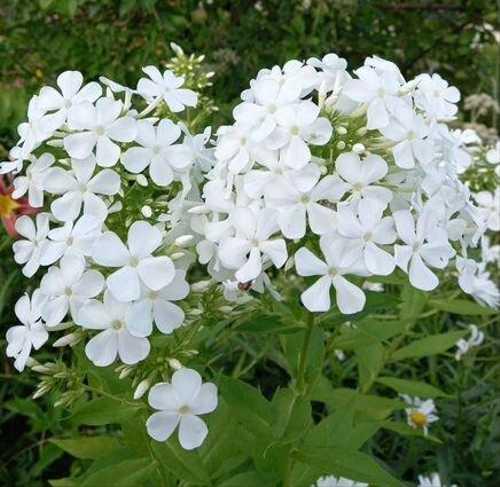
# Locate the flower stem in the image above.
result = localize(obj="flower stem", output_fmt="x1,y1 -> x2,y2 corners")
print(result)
297,312 -> 315,395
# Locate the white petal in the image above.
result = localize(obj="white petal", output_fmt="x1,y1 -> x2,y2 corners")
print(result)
301,275 -> 332,312
235,247 -> 262,283
153,300 -> 184,334
335,152 -> 361,184
64,132 -> 97,160
259,239 -> 287,269
364,242 -> 395,276
128,221 -> 162,257
178,415 -> 208,450
278,205 -> 306,239
107,267 -> 141,302
121,147 -> 152,173
51,192 -> 83,222
294,247 -> 328,276
117,330 -> 150,364
85,329 -> 118,366
148,383 -> 181,411
172,368 -> 202,403
88,169 -> 120,195
149,158 -> 174,186
95,136 -> 120,167
409,254 -> 439,291
138,256 -> 175,291
107,117 -> 136,143
92,232 -> 130,266
190,383 -> 218,415
57,71 -> 83,98
146,412 -> 180,442
332,275 -> 366,314
126,299 -> 153,338
76,299 -> 110,329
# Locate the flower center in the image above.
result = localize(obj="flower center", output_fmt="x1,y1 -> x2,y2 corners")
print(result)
152,145 -> 161,155
328,267 -> 338,278
290,126 -> 300,136
64,99 -> 72,109
267,103 -> 277,114
112,320 -> 124,331
364,232 -> 373,242
178,405 -> 191,415
0,194 -> 20,218
95,126 -> 106,136
410,411 -> 428,428
129,256 -> 140,267
299,194 -> 310,204
64,287 -> 72,297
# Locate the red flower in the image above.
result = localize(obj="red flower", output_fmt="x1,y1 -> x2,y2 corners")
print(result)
0,176 -> 38,237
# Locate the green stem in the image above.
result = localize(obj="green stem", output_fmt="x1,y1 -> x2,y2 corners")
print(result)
297,313 -> 315,396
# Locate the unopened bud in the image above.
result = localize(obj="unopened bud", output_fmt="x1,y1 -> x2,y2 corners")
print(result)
168,358 -> 182,370
133,379 -> 151,400
33,384 -> 51,399
108,201 -> 123,214
191,279 -> 212,292
336,141 -> 346,150
136,174 -> 148,187
46,139 -> 64,148
32,364 -> 55,374
356,127 -> 368,137
119,367 -> 134,379
175,234 -> 194,247
141,205 -> 153,218
219,306 -> 234,314
336,126 -> 347,135
352,143 -> 365,154
171,252 -> 186,260
53,333 -> 81,348
170,42 -> 184,56
284,256 -> 295,272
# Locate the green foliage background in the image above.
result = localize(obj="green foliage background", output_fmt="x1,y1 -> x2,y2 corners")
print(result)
0,1 -> 499,486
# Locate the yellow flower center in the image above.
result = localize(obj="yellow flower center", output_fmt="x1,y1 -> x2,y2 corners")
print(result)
410,411 -> 428,428
0,194 -> 20,218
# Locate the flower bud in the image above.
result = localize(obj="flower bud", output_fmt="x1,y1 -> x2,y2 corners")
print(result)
136,174 -> 148,187
133,379 -> 151,400
352,143 -> 365,154
141,205 -> 153,218
336,141 -> 346,150
168,358 -> 182,370
175,234 -> 195,247
119,367 -> 133,379
53,333 -> 81,348
336,126 -> 347,135
171,252 -> 186,260
191,279 -> 212,292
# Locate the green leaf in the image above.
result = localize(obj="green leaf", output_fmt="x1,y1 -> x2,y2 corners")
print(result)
333,319 -> 405,350
49,480 -> 77,487
68,398 -> 140,426
32,443 -> 64,477
151,440 -> 211,484
218,472 -> 274,486
356,342 -> 384,392
237,313 -> 303,334
79,457 -> 156,487
50,436 -> 122,459
390,331 -> 467,361
429,298 -> 497,315
382,421 -> 441,443
295,448 -> 402,486
271,388 -> 312,443
376,377 -> 449,398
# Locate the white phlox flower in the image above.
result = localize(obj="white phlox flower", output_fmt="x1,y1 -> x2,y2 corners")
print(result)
146,368 -> 218,450
312,474 -> 368,487
456,257 -> 499,309
417,472 -> 457,487
454,324 -> 484,361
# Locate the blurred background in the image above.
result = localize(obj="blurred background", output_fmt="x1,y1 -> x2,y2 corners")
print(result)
0,1 -> 498,485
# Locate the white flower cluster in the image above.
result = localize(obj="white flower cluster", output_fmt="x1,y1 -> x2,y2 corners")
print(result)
195,54 -> 497,314
2,67 -> 219,449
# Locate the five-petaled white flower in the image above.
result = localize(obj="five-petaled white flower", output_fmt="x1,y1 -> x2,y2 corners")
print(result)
295,236 -> 368,314
337,198 -> 396,276
394,209 -> 455,291
121,119 -> 192,186
126,269 -> 190,337
137,66 -> 197,113
12,153 -> 55,208
64,98 -> 136,167
414,73 -> 460,120
313,475 -> 368,487
76,291 -> 150,366
334,152 -> 393,205
456,257 -> 499,309
92,221 -> 175,302
12,213 -> 62,277
454,324 -> 484,361
40,254 -> 104,326
6,291 -> 48,372
146,368 -> 218,450
44,156 -> 120,222
417,472 -> 457,487
38,70 -> 102,127
219,207 -> 287,283
474,189 -> 500,232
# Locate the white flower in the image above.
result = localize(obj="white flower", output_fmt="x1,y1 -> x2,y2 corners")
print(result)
307,53 -> 348,92
337,199 -> 396,275
47,214 -> 103,259
486,141 -> 499,165
414,73 -> 460,119
273,101 -> 332,169
343,65 -> 403,129
121,120 -> 192,186
456,257 -> 499,309
6,291 -> 48,372
402,395 -> 439,436
380,105 -> 433,169
214,124 -> 256,174
64,97 -> 136,167
474,189 -> 500,231
12,153 -> 55,207
219,207 -> 287,283
76,291 -> 150,366
146,368 -> 218,450
455,324 -> 484,361
312,475 -> 368,487
394,209 -> 455,291
44,156 -> 120,222
243,152 -> 320,199
417,473 -> 457,487
40,254 -> 104,326
126,269 -> 189,337
268,173 -> 344,238
137,66 -> 197,113
92,221 -> 175,302
38,70 -> 102,126
334,152 -> 393,205
12,214 -> 62,277
295,236 -> 367,314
